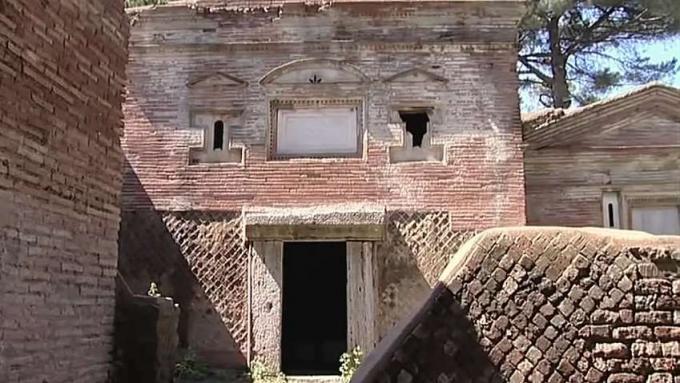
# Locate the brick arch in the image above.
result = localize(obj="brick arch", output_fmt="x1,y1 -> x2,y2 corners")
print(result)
353,227 -> 680,383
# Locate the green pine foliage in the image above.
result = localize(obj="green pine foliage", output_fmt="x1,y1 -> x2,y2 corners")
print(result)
519,0 -> 680,108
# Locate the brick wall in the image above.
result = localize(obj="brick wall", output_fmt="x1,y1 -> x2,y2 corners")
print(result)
525,148 -> 680,228
524,98 -> 680,229
122,2 -> 526,226
0,2 -> 128,382
352,227 -> 680,383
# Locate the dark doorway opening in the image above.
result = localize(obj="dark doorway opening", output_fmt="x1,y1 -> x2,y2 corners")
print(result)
281,242 -> 347,375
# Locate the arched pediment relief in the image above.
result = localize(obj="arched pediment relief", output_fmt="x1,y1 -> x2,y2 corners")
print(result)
260,59 -> 368,86
187,72 -> 247,88
384,68 -> 448,84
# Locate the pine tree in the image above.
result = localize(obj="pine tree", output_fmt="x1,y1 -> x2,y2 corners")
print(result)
519,0 -> 680,108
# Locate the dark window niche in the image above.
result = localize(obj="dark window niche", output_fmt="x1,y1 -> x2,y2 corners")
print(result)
213,120 -> 224,150
398,111 -> 429,148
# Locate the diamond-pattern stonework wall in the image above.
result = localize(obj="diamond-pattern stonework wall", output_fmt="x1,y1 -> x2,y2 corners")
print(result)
354,227 -> 680,383
377,211 -> 476,338
118,211 -> 248,367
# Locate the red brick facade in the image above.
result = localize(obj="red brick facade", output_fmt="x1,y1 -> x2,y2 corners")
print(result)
122,2 -> 526,226
0,2 -> 128,382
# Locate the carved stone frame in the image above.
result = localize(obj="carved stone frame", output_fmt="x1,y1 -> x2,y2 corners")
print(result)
387,103 -> 444,163
246,208 -> 383,373
188,109 -> 244,165
267,98 -> 364,160
623,194 -> 680,231
248,240 -> 378,373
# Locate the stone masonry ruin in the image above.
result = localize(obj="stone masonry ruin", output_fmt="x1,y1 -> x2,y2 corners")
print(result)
0,1 -> 129,382
352,227 -> 680,383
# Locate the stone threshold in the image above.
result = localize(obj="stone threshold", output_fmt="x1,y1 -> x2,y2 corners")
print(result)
286,375 -> 343,383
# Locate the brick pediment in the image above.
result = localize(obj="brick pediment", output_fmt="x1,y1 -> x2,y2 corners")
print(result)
524,84 -> 680,149
384,68 -> 448,84
187,72 -> 247,88
260,58 -> 367,85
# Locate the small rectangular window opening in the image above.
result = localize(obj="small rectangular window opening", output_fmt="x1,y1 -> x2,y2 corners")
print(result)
607,203 -> 615,228
213,120 -> 224,150
602,192 -> 620,229
399,111 -> 429,148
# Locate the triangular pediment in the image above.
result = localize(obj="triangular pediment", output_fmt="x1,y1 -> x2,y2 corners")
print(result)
187,72 -> 247,88
384,68 -> 448,84
260,59 -> 367,85
576,110 -> 680,147
524,84 -> 680,149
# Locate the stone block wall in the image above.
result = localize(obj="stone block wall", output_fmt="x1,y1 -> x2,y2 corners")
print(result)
352,227 -> 680,383
376,211 -> 477,338
0,1 -> 128,382
118,208 -> 476,368
113,275 -> 180,383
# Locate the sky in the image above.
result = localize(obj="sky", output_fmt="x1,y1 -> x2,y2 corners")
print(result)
633,37 -> 680,87
521,37 -> 680,112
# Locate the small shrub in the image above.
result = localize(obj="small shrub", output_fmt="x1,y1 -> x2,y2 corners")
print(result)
147,282 -> 161,297
175,349 -> 211,380
339,346 -> 363,382
249,360 -> 287,383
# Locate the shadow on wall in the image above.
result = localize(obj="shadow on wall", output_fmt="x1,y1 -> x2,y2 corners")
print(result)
353,227 -> 680,383
113,274 -> 180,383
118,159 -> 247,368
375,212 -> 477,339
373,281 -> 502,382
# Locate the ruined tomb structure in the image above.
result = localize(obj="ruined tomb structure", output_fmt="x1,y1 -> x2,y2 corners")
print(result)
121,0 -> 527,374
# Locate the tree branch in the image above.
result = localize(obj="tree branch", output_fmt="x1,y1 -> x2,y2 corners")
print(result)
518,55 -> 553,85
564,7 -> 617,57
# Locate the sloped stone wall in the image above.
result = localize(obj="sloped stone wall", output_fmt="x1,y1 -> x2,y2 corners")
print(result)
0,1 -> 128,382
353,227 -> 680,383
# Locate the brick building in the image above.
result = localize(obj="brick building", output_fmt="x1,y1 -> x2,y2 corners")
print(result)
524,84 -> 680,235
120,0 -> 527,373
0,1 -> 128,382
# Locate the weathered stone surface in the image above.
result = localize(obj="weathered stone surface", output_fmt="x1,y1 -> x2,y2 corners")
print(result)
112,276 -> 180,383
0,1 -> 128,382
351,227 -> 680,383
118,211 -> 249,367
